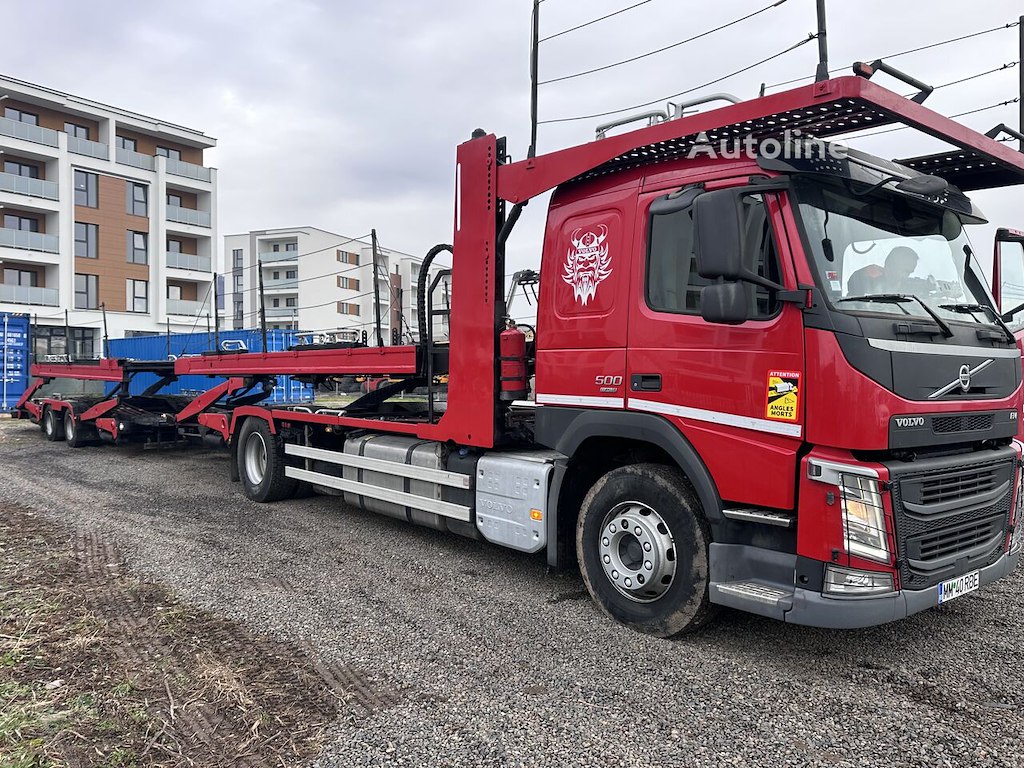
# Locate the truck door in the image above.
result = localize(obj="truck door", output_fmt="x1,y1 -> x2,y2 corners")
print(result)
993,227 -> 1024,341
625,187 -> 805,510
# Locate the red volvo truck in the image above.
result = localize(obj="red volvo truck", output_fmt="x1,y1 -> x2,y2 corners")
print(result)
19,72 -> 1024,636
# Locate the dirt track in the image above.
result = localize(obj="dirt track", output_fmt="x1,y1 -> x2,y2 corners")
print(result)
3,419 -> 1024,767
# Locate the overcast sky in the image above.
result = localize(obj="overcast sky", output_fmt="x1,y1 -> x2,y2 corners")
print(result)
6,0 -> 1023,284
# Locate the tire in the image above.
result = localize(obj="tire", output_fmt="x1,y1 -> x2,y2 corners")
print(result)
576,463 -> 717,637
64,411 -> 92,448
237,418 -> 297,502
43,408 -> 65,442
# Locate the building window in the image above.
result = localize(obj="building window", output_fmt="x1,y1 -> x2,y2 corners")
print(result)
64,122 -> 90,139
234,275 -> 243,291
167,238 -> 182,253
3,160 -> 39,178
271,298 -> 280,308
126,279 -> 148,313
337,301 -> 360,316
33,327 -> 95,360
167,285 -> 182,301
285,269 -> 297,279
285,242 -> 297,252
167,193 -> 182,208
338,276 -> 360,290
272,244 -> 280,252
74,222 -> 98,258
126,231 -> 148,264
337,250 -> 359,265
285,297 -> 297,308
4,269 -> 37,287
126,182 -> 147,216
156,146 -> 182,162
272,271 -> 280,280
3,214 -> 39,232
116,135 -> 137,152
4,107 -> 38,125
74,170 -> 98,207
74,274 -> 99,309
233,301 -> 243,320
232,248 -> 243,268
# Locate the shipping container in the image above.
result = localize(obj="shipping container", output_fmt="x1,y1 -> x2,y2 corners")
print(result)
108,329 -> 314,404
0,313 -> 31,411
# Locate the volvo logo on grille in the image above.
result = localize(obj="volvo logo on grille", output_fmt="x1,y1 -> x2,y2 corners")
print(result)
958,364 -> 972,392
895,416 -> 925,428
928,359 -> 994,399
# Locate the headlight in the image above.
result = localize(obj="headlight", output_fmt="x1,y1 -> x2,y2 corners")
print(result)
840,473 -> 890,564
824,564 -> 895,596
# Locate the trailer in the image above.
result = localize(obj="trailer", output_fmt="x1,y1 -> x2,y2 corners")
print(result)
18,69 -> 1024,636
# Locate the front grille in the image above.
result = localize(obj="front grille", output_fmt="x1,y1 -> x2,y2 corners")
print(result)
933,414 -> 994,434
890,454 -> 1014,590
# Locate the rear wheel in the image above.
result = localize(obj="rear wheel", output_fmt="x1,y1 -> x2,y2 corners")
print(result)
64,411 -> 93,448
237,418 -> 297,502
43,408 -> 64,442
576,463 -> 716,637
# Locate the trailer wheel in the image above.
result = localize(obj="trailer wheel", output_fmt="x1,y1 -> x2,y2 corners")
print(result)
237,418 -> 297,502
43,408 -> 65,442
64,411 -> 92,448
575,463 -> 716,637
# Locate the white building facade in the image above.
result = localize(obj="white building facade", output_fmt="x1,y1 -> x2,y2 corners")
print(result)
0,74 -> 218,360
224,227 -> 448,343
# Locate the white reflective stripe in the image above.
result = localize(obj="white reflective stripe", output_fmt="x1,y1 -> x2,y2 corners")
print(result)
867,338 -> 1020,359
629,398 -> 803,438
535,393 -> 625,408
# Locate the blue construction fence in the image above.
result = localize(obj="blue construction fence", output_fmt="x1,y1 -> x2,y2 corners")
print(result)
0,313 -> 31,412
108,328 -> 315,404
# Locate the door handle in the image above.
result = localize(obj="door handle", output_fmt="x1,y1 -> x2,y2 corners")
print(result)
630,374 -> 662,392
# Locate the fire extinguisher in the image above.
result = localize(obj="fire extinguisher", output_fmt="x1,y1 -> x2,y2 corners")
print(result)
499,321 -> 528,401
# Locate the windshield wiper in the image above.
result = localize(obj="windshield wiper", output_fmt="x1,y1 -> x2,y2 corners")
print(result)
837,293 -> 954,338
938,303 -> 1015,343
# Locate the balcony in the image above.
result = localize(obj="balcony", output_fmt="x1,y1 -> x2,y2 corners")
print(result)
116,147 -> 155,170
0,116 -> 58,147
68,136 -> 108,160
259,250 -> 298,264
0,172 -> 58,200
265,306 -> 298,318
167,298 -> 211,316
0,228 -> 58,254
166,158 -> 212,182
166,205 -> 211,228
264,279 -> 298,291
166,252 -> 212,272
0,284 -> 58,306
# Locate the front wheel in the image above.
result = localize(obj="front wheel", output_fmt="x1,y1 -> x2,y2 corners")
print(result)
237,418 -> 297,502
576,464 -> 716,637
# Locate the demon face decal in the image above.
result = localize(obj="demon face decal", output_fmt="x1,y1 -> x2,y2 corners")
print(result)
562,225 -> 612,306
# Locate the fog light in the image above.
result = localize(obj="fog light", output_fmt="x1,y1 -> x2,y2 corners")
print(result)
824,564 -> 894,596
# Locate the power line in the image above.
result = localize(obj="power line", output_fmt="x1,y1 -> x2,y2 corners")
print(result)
766,20 -> 1021,90
539,0 -> 655,43
845,97 -> 1020,139
228,232 -> 372,275
540,33 -> 816,125
176,280 -> 215,355
539,0 -> 787,85
911,61 -> 1019,96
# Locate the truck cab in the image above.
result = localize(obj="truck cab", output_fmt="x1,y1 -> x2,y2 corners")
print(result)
532,127 -> 1023,631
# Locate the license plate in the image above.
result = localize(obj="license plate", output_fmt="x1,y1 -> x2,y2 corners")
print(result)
938,570 -> 980,604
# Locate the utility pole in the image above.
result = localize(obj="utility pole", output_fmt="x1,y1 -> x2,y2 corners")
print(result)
257,260 -> 268,352
101,302 -> 109,358
1019,15 -> 1023,151
814,0 -> 829,82
371,229 -> 384,347
529,0 -> 540,158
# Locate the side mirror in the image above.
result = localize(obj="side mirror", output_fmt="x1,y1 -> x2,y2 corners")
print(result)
693,189 -> 744,280
700,283 -> 749,325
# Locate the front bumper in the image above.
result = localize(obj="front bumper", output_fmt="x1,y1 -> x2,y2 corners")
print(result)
784,549 -> 1021,628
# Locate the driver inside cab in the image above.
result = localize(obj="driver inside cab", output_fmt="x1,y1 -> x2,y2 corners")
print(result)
847,246 -> 925,296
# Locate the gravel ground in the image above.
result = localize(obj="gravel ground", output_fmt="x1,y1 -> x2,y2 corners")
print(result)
2,418 -> 1023,767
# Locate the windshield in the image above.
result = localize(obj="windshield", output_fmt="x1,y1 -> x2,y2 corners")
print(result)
793,177 -> 997,327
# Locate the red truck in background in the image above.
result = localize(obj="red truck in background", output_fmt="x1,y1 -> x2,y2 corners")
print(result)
18,71 -> 1024,636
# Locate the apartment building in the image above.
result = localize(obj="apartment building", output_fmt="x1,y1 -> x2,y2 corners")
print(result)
0,74 -> 218,360
224,227 -> 449,342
